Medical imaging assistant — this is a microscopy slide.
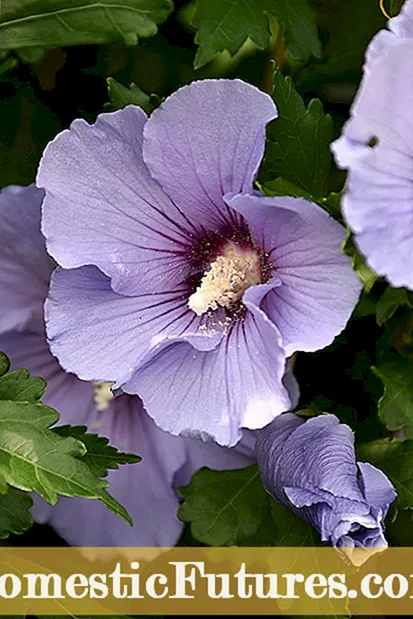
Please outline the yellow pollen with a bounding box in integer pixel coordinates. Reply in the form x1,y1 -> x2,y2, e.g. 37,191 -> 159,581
188,243 -> 261,316
93,381 -> 115,412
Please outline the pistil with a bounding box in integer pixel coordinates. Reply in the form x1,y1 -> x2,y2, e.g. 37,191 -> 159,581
188,243 -> 261,316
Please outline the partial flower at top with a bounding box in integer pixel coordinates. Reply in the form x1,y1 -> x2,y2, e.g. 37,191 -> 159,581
0,184 -> 256,546
331,0 -> 413,289
256,413 -> 396,566
38,79 -> 361,447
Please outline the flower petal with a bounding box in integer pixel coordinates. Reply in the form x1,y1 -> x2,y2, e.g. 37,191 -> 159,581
143,79 -> 277,230
258,414 -> 367,503
257,413 -> 395,560
2,326 -> 255,545
331,15 -> 413,289
175,430 -> 256,488
0,329 -> 94,420
0,185 -> 54,334
229,193 -> 361,355
0,326 -> 186,546
358,461 -> 396,514
38,106 -> 196,296
256,413 -> 309,501
123,303 -> 291,447
278,415 -> 366,501
33,397 -> 188,546
46,265 -> 225,383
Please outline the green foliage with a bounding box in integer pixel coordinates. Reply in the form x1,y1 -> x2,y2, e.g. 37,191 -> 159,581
0,352 -> 136,527
270,501 -> 319,546
300,0 -> 386,89
373,355 -> 413,439
192,0 -> 321,69
390,0 -> 405,14
343,234 -> 378,292
178,465 -> 317,547
178,465 -> 270,545
376,287 -> 413,326
53,425 -> 141,478
0,486 -> 33,538
261,178 -> 342,221
0,0 -> 173,49
260,70 -> 333,200
0,86 -> 60,188
0,354 -> 10,377
0,368 -> 46,402
106,77 -> 160,114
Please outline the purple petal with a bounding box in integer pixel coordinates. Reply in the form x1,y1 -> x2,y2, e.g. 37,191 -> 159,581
358,461 -> 396,514
275,415 -> 366,501
38,106 -> 197,296
282,360 -> 300,409
0,326 -> 187,546
257,413 -> 396,561
390,0 -> 413,38
175,430 -> 256,488
46,265 -> 225,383
229,193 -> 361,355
331,7 -> 413,289
256,412 -> 305,498
0,329 -> 94,420
143,79 -> 277,230
2,328 -> 256,545
365,0 -> 413,76
0,185 -> 54,334
33,398 -> 188,546
124,304 -> 292,447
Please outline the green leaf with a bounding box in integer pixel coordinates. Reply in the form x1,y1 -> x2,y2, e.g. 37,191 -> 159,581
0,369 -> 46,402
178,466 -> 270,546
357,438 -> 413,509
376,287 -> 413,326
192,0 -> 321,69
261,177 -> 312,200
53,425 -> 141,478
0,86 -> 61,188
373,355 -> 413,439
0,401 -> 131,523
260,178 -> 342,220
343,233 -> 378,292
301,0 -> 386,88
0,54 -> 18,77
270,500 -> 319,546
260,70 -> 333,199
0,486 -> 33,538
106,77 -> 161,114
0,353 -> 10,378
0,355 -> 133,525
0,0 -> 173,50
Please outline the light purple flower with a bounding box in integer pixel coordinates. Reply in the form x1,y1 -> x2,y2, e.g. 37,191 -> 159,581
38,79 -> 361,447
256,413 -> 396,565
0,184 -> 255,546
331,0 -> 413,289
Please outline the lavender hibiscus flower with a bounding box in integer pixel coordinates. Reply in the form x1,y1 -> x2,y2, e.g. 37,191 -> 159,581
257,413 -> 396,565
38,79 -> 361,447
331,0 -> 413,289
0,183 -> 256,546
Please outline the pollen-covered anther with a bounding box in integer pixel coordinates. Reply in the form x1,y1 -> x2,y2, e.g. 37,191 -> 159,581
188,243 -> 261,316
93,381 -> 115,412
